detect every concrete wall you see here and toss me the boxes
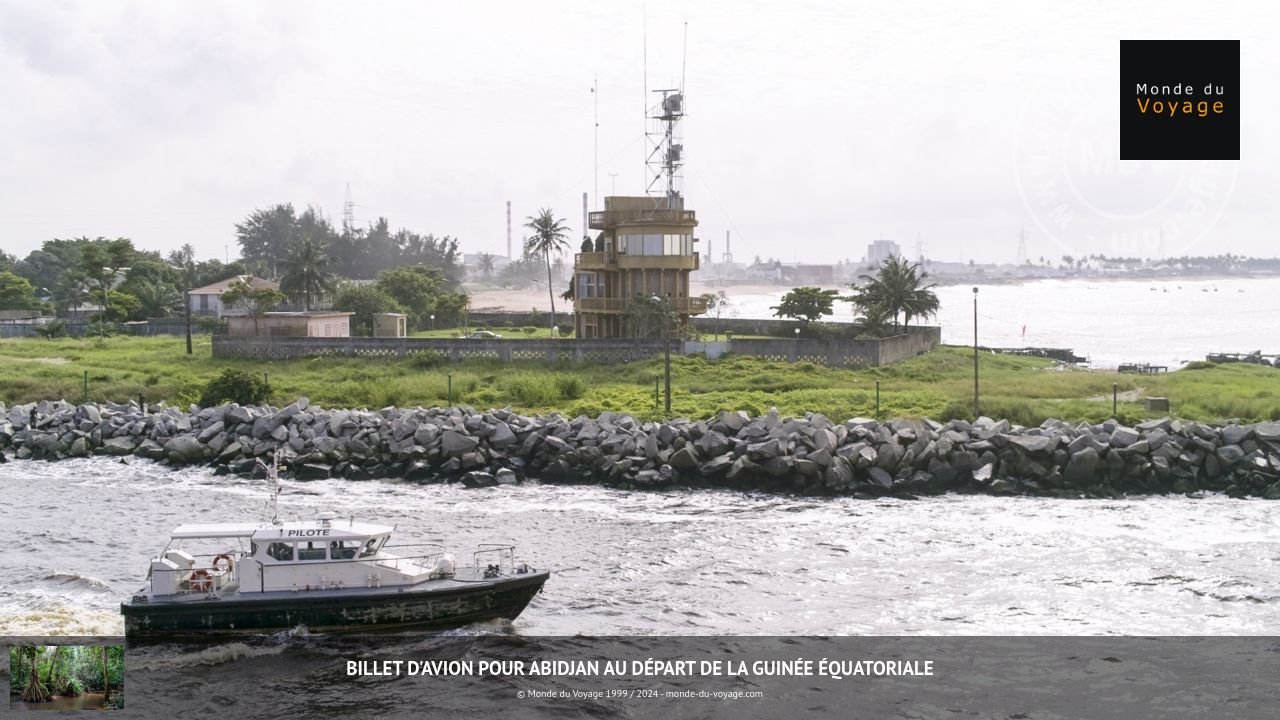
[213,336,674,363]
[212,327,941,368]
[876,326,942,364]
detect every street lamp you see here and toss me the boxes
[430,314,435,332]
[651,295,671,415]
[794,326,800,361]
[972,287,979,419]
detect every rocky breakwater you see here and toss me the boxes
[3,399,1280,499]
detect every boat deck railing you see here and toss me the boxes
[148,543,532,596]
[474,544,518,576]
[149,546,454,596]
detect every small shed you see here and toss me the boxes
[374,313,408,338]
[227,312,353,338]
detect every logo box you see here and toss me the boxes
[1120,40,1239,160]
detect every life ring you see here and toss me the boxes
[213,554,234,572]
[190,568,213,593]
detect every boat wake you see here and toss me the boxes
[130,640,291,671]
[40,571,113,592]
[0,602,123,636]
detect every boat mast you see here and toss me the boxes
[269,449,283,526]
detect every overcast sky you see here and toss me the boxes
[2,1,1276,265]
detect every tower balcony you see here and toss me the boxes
[588,209,696,229]
[574,253,700,271]
[575,296,709,315]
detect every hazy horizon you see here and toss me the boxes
[3,1,1277,266]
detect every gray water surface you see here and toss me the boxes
[2,458,1279,636]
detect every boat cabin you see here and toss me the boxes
[147,511,445,597]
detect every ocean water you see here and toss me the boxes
[725,276,1280,368]
[3,459,1280,638]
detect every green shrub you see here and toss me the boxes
[31,320,66,339]
[199,368,272,407]
[1183,360,1217,370]
[522,326,538,335]
[555,375,587,400]
[502,373,560,406]
[85,320,119,337]
[194,315,227,334]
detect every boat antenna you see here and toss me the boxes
[270,449,283,526]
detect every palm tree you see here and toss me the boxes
[132,279,182,318]
[478,252,496,278]
[523,208,571,331]
[279,236,335,310]
[847,256,939,332]
[167,243,196,268]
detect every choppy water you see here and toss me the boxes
[728,276,1280,368]
[3,458,1280,637]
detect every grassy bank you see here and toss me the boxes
[0,336,1277,425]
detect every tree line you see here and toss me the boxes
[0,202,471,334]
[235,203,463,283]
[0,237,246,319]
[771,257,940,336]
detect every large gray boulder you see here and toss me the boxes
[163,435,205,463]
[441,430,479,457]
[1063,447,1100,485]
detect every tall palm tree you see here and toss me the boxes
[478,252,496,278]
[132,279,182,318]
[279,236,335,310]
[167,243,196,268]
[523,208,571,331]
[847,256,939,331]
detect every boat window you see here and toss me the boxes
[298,541,326,562]
[359,537,383,558]
[251,542,258,557]
[330,540,361,560]
[266,542,294,562]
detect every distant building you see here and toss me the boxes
[227,311,352,338]
[373,312,408,338]
[571,195,707,339]
[744,259,783,282]
[188,275,278,317]
[782,264,835,285]
[865,240,901,268]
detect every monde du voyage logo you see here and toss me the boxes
[1120,40,1239,160]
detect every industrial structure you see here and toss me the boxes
[571,86,707,338]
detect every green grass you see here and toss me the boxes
[0,336,1277,425]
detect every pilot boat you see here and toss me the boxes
[121,460,548,638]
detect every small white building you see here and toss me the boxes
[227,311,353,338]
[373,312,408,338]
[189,275,278,317]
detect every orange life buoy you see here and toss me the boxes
[190,568,213,593]
[213,554,234,572]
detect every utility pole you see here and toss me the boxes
[506,201,512,260]
[184,290,193,355]
[592,76,599,209]
[972,287,980,418]
[653,295,672,415]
